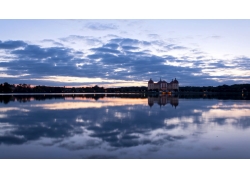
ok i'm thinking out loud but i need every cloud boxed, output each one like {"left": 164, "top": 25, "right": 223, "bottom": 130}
{"left": 148, "top": 34, "right": 160, "bottom": 39}
{"left": 164, "top": 44, "right": 187, "bottom": 50}
{"left": 121, "top": 46, "right": 139, "bottom": 51}
{"left": 87, "top": 154, "right": 117, "bottom": 159}
{"left": 103, "top": 43, "right": 119, "bottom": 49}
{"left": 85, "top": 22, "right": 118, "bottom": 30}
{"left": 209, "top": 35, "right": 221, "bottom": 39}
{"left": 11, "top": 45, "right": 74, "bottom": 61}
{"left": 0, "top": 39, "right": 219, "bottom": 86}
{"left": 110, "top": 38, "right": 151, "bottom": 46}
{"left": 0, "top": 135, "right": 26, "bottom": 145}
{"left": 0, "top": 40, "right": 27, "bottom": 49}
{"left": 41, "top": 39, "right": 64, "bottom": 46}
{"left": 59, "top": 35, "right": 102, "bottom": 46}
{"left": 1, "top": 36, "right": 250, "bottom": 86}
{"left": 90, "top": 47, "right": 121, "bottom": 54}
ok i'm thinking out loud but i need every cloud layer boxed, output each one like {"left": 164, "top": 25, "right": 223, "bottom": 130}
{"left": 0, "top": 34, "right": 250, "bottom": 87}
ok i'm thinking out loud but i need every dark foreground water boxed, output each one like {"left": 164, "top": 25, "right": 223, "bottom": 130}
{"left": 0, "top": 94, "right": 249, "bottom": 159}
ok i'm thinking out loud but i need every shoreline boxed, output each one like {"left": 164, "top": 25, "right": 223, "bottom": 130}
{"left": 0, "top": 91, "right": 248, "bottom": 95}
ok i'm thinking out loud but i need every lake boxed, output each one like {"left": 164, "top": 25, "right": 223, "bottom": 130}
{"left": 0, "top": 94, "right": 249, "bottom": 159}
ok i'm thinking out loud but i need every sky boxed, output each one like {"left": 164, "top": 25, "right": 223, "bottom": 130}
{"left": 0, "top": 0, "right": 250, "bottom": 87}
{"left": 0, "top": 3, "right": 250, "bottom": 88}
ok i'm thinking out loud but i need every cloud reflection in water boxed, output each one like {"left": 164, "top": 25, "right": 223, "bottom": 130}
{"left": 0, "top": 95, "right": 250, "bottom": 158}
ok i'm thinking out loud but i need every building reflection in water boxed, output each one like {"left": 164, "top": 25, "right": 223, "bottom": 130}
{"left": 148, "top": 95, "right": 179, "bottom": 108}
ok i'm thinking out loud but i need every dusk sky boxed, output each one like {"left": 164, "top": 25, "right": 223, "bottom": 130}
{"left": 1, "top": 19, "right": 250, "bottom": 87}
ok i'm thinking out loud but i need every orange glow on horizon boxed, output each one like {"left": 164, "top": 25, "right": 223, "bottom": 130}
{"left": 28, "top": 75, "right": 147, "bottom": 88}
{"left": 31, "top": 97, "right": 148, "bottom": 110}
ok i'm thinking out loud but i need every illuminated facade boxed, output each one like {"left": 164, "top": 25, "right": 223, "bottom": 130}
{"left": 148, "top": 78, "right": 179, "bottom": 92}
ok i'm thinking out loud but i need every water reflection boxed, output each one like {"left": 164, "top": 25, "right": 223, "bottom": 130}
{"left": 0, "top": 94, "right": 146, "bottom": 104}
{"left": 148, "top": 95, "right": 179, "bottom": 108}
{"left": 0, "top": 94, "right": 250, "bottom": 158}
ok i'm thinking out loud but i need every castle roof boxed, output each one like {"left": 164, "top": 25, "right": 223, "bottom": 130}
{"left": 148, "top": 78, "right": 154, "bottom": 83}
{"left": 173, "top": 78, "right": 179, "bottom": 83}
{"left": 148, "top": 78, "right": 177, "bottom": 84}
{"left": 158, "top": 78, "right": 167, "bottom": 83}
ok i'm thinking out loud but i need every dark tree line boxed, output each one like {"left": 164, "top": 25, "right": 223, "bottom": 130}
{"left": 0, "top": 82, "right": 147, "bottom": 93}
{"left": 179, "top": 84, "right": 250, "bottom": 93}
{"left": 0, "top": 82, "right": 249, "bottom": 94}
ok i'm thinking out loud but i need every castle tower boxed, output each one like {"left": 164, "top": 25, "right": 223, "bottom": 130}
{"left": 173, "top": 78, "right": 179, "bottom": 91}
{"left": 148, "top": 78, "right": 154, "bottom": 90}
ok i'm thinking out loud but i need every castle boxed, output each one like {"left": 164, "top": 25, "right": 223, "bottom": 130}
{"left": 148, "top": 78, "right": 179, "bottom": 92}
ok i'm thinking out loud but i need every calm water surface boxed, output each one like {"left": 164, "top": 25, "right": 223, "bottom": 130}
{"left": 0, "top": 94, "right": 249, "bottom": 159}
